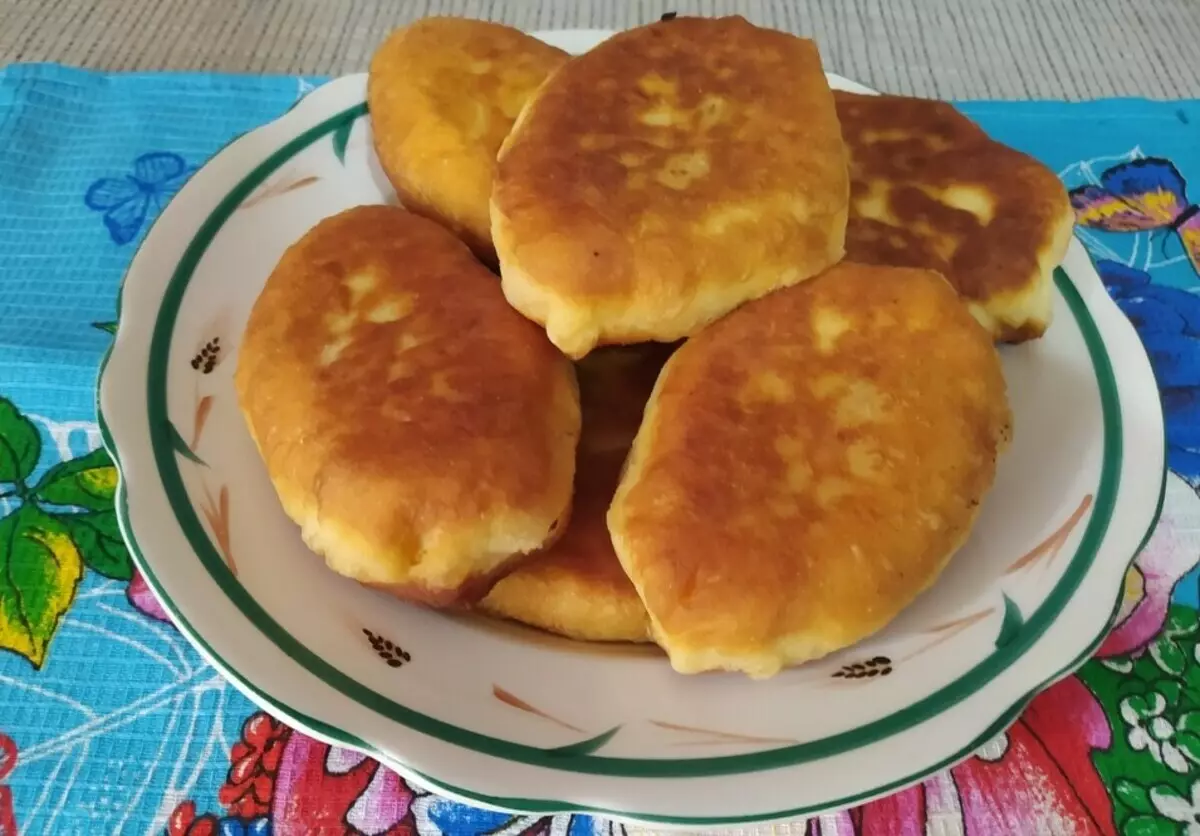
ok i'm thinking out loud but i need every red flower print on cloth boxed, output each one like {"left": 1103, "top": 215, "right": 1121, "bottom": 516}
{"left": 0, "top": 733, "right": 17, "bottom": 836}
{"left": 166, "top": 801, "right": 220, "bottom": 836}
{"left": 271, "top": 731, "right": 419, "bottom": 835}
{"left": 821, "top": 472, "right": 1200, "bottom": 835}
{"left": 164, "top": 712, "right": 290, "bottom": 836}
{"left": 163, "top": 713, "right": 422, "bottom": 836}
{"left": 853, "top": 677, "right": 1115, "bottom": 835}
{"left": 220, "top": 713, "right": 292, "bottom": 818}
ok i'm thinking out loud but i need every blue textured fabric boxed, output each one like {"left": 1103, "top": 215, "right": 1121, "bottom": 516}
{"left": 0, "top": 64, "right": 315, "bottom": 836}
{"left": 1, "top": 62, "right": 1200, "bottom": 835}
{"left": 0, "top": 64, "right": 313, "bottom": 415}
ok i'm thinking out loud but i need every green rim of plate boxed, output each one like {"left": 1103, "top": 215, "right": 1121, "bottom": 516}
{"left": 95, "top": 97, "right": 1154, "bottom": 808}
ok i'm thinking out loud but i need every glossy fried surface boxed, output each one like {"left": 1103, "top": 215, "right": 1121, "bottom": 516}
{"left": 481, "top": 344, "right": 675, "bottom": 642}
{"left": 492, "top": 15, "right": 848, "bottom": 357}
{"left": 368, "top": 18, "right": 567, "bottom": 263}
{"left": 235, "top": 205, "right": 580, "bottom": 605}
{"left": 835, "top": 91, "right": 1075, "bottom": 342}
{"left": 609, "top": 263, "right": 1012, "bottom": 677}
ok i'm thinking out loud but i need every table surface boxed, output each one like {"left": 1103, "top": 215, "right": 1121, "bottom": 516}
{"left": 2, "top": 0, "right": 1200, "bottom": 100}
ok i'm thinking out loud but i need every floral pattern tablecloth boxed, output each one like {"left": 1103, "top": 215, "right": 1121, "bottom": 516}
{"left": 1, "top": 63, "right": 1199, "bottom": 835}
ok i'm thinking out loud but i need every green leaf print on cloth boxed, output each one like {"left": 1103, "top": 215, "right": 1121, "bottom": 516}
{"left": 0, "top": 503, "right": 84, "bottom": 667}
{"left": 32, "top": 447, "right": 118, "bottom": 511}
{"left": 1079, "top": 605, "right": 1200, "bottom": 835}
{"left": 0, "top": 400, "right": 41, "bottom": 484}
{"left": 0, "top": 397, "right": 132, "bottom": 667}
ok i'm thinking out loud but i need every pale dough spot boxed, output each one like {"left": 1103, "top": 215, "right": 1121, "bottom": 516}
{"left": 656, "top": 151, "right": 710, "bottom": 190}
{"left": 345, "top": 271, "right": 377, "bottom": 305}
{"left": 747, "top": 370, "right": 793, "bottom": 403}
{"left": 789, "top": 202, "right": 812, "bottom": 224}
{"left": 365, "top": 294, "right": 414, "bottom": 324}
{"left": 429, "top": 371, "right": 467, "bottom": 402}
{"left": 834, "top": 380, "right": 891, "bottom": 428}
{"left": 966, "top": 302, "right": 996, "bottom": 335}
{"left": 935, "top": 185, "right": 996, "bottom": 225}
{"left": 326, "top": 311, "right": 357, "bottom": 335}
{"left": 909, "top": 220, "right": 960, "bottom": 262}
{"left": 637, "top": 73, "right": 677, "bottom": 97}
{"left": 846, "top": 439, "right": 886, "bottom": 481}
{"left": 696, "top": 95, "right": 729, "bottom": 130}
{"left": 388, "top": 331, "right": 426, "bottom": 380}
{"left": 853, "top": 180, "right": 892, "bottom": 221}
{"left": 812, "top": 307, "right": 851, "bottom": 354}
{"left": 319, "top": 334, "right": 352, "bottom": 367}
{"left": 701, "top": 204, "right": 756, "bottom": 235}
{"left": 640, "top": 103, "right": 688, "bottom": 127}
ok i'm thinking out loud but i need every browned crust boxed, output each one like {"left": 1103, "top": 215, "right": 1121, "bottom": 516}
{"left": 492, "top": 15, "right": 848, "bottom": 357}
{"left": 609, "top": 262, "right": 1012, "bottom": 677}
{"left": 368, "top": 17, "right": 568, "bottom": 264}
{"left": 235, "top": 204, "right": 580, "bottom": 604}
{"left": 834, "top": 91, "right": 1074, "bottom": 342}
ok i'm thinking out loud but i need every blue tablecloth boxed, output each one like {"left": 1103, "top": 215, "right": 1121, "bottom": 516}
{"left": 2, "top": 62, "right": 1199, "bottom": 835}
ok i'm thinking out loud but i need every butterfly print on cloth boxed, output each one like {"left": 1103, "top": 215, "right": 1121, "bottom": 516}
{"left": 84, "top": 152, "right": 193, "bottom": 245}
{"left": 1070, "top": 157, "right": 1200, "bottom": 276}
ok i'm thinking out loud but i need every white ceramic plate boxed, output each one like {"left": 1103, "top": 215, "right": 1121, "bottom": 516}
{"left": 97, "top": 29, "right": 1166, "bottom": 828}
